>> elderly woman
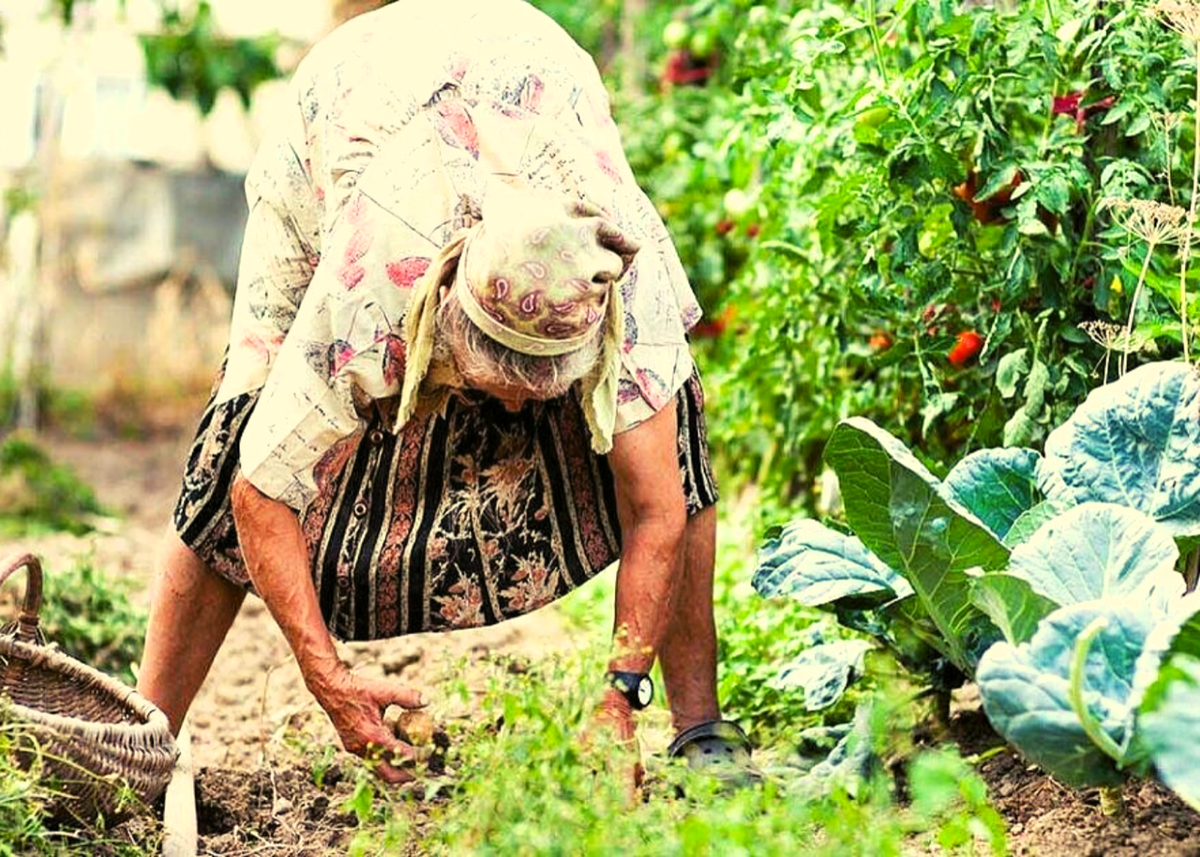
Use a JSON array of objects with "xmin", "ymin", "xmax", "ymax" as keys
[{"xmin": 137, "ymin": 0, "xmax": 750, "ymax": 783}]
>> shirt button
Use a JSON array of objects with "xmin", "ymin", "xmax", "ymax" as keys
[
  {"xmin": 337, "ymin": 576, "xmax": 350, "ymax": 590},
  {"xmin": 369, "ymin": 428, "xmax": 384, "ymax": 444},
  {"xmin": 353, "ymin": 500, "xmax": 368, "ymax": 518}
]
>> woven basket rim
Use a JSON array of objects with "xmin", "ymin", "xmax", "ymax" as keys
[{"xmin": 1, "ymin": 636, "xmax": 172, "ymax": 740}]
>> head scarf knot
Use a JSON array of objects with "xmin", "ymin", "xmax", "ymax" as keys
[{"xmin": 397, "ymin": 184, "xmax": 639, "ymax": 454}]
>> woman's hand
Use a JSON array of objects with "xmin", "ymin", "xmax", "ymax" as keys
[
  {"xmin": 311, "ymin": 670, "xmax": 428, "ymax": 784},
  {"xmin": 231, "ymin": 475, "xmax": 429, "ymax": 783}
]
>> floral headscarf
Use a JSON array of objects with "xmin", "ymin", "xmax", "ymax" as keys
[{"xmin": 399, "ymin": 184, "xmax": 639, "ymax": 454}]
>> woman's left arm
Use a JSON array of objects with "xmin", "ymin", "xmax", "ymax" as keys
[{"xmin": 605, "ymin": 400, "xmax": 688, "ymax": 721}]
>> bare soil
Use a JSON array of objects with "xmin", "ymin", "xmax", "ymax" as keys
[
  {"xmin": 950, "ymin": 706, "xmax": 1200, "ymax": 857},
  {"xmin": 10, "ymin": 426, "xmax": 1200, "ymax": 855}
]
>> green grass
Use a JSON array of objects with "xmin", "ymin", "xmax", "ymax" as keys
[
  {"xmin": 333, "ymin": 499, "xmax": 1007, "ymax": 855},
  {"xmin": 325, "ymin": 639, "xmax": 1005, "ymax": 856},
  {"xmin": 35, "ymin": 558, "xmax": 149, "ymax": 686},
  {"xmin": 0, "ymin": 434, "xmax": 106, "ymax": 537}
]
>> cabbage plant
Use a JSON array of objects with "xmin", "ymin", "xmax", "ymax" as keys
[{"xmin": 755, "ymin": 361, "xmax": 1200, "ymax": 793}]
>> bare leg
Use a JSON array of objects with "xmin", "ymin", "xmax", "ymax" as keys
[
  {"xmin": 137, "ymin": 533, "xmax": 245, "ymax": 734},
  {"xmin": 658, "ymin": 504, "xmax": 720, "ymax": 734}
]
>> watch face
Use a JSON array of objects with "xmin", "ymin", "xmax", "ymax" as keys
[{"xmin": 636, "ymin": 676, "xmax": 653, "ymax": 707}]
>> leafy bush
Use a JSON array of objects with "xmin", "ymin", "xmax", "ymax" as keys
[
  {"xmin": 18, "ymin": 559, "xmax": 148, "ymax": 687},
  {"xmin": 0, "ymin": 436, "xmax": 104, "ymax": 537},
  {"xmin": 610, "ymin": 0, "xmax": 1200, "ymax": 510},
  {"xmin": 139, "ymin": 0, "xmax": 281, "ymax": 116}
]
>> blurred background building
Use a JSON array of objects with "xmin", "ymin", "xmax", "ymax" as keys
[{"xmin": 0, "ymin": 0, "xmax": 373, "ymax": 420}]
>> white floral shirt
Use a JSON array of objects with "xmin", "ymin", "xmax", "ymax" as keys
[{"xmin": 220, "ymin": 0, "xmax": 701, "ymax": 510}]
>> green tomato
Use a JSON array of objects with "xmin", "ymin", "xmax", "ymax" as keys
[
  {"xmin": 856, "ymin": 106, "xmax": 891, "ymax": 130},
  {"xmin": 663, "ymin": 19, "xmax": 690, "ymax": 50},
  {"xmin": 689, "ymin": 29, "xmax": 717, "ymax": 60}
]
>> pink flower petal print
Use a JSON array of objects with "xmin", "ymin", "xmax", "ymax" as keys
[
  {"xmin": 345, "ymin": 194, "xmax": 369, "ymax": 225},
  {"xmin": 636, "ymin": 367, "xmax": 670, "ymax": 410},
  {"xmin": 240, "ymin": 331, "xmax": 284, "ymax": 361},
  {"xmin": 435, "ymin": 101, "xmax": 480, "ymax": 159},
  {"xmin": 343, "ymin": 226, "xmax": 373, "ymax": 266},
  {"xmin": 340, "ymin": 263, "xmax": 366, "ymax": 290},
  {"xmin": 596, "ymin": 150, "xmax": 621, "ymax": 183},
  {"xmin": 328, "ymin": 340, "xmax": 356, "ymax": 376},
  {"xmin": 520, "ymin": 74, "xmax": 545, "ymax": 112},
  {"xmin": 386, "ymin": 256, "xmax": 431, "ymax": 289}
]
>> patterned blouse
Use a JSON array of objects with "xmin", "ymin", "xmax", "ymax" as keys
[{"xmin": 217, "ymin": 0, "xmax": 702, "ymax": 511}]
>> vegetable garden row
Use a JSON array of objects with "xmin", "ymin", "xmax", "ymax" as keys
[{"xmin": 607, "ymin": 0, "xmax": 1200, "ymax": 830}]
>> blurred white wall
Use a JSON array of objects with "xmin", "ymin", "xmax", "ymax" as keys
[
  {"xmin": 0, "ymin": 0, "xmax": 332, "ymax": 395},
  {"xmin": 0, "ymin": 0, "xmax": 330, "ymax": 171}
]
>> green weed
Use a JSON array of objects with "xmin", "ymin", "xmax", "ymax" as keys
[
  {"xmin": 0, "ymin": 435, "xmax": 105, "ymax": 537},
  {"xmin": 32, "ymin": 558, "xmax": 147, "ymax": 686}
]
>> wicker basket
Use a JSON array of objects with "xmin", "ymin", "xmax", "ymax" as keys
[{"xmin": 0, "ymin": 552, "xmax": 178, "ymax": 824}]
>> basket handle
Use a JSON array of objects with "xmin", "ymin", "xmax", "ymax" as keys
[{"xmin": 0, "ymin": 553, "xmax": 43, "ymax": 644}]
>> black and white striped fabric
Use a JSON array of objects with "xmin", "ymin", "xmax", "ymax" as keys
[{"xmin": 173, "ymin": 371, "xmax": 717, "ymax": 641}]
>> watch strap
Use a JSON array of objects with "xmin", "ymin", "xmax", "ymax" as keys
[{"xmin": 606, "ymin": 670, "xmax": 653, "ymax": 710}]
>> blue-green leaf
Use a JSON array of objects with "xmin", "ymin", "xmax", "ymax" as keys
[
  {"xmin": 1139, "ymin": 655, "xmax": 1200, "ymax": 811},
  {"xmin": 943, "ymin": 448, "xmax": 1041, "ymax": 541},
  {"xmin": 792, "ymin": 705, "xmax": 877, "ymax": 800},
  {"xmin": 1002, "ymin": 499, "xmax": 1075, "ymax": 548},
  {"xmin": 1006, "ymin": 503, "xmax": 1182, "ymax": 609},
  {"xmin": 824, "ymin": 418, "xmax": 1010, "ymax": 673},
  {"xmin": 1043, "ymin": 361, "xmax": 1200, "ymax": 537},
  {"xmin": 977, "ymin": 601, "xmax": 1159, "ymax": 788},
  {"xmin": 1134, "ymin": 598, "xmax": 1200, "ymax": 802},
  {"xmin": 969, "ymin": 573, "xmax": 1058, "ymax": 645},
  {"xmin": 753, "ymin": 519, "xmax": 913, "ymax": 606},
  {"xmin": 770, "ymin": 639, "xmax": 875, "ymax": 711}
]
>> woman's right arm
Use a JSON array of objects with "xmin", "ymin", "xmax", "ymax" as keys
[{"xmin": 230, "ymin": 474, "xmax": 426, "ymax": 783}]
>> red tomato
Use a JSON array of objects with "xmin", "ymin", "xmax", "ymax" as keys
[{"xmin": 948, "ymin": 331, "xmax": 984, "ymax": 367}]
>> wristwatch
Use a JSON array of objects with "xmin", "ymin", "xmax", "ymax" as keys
[{"xmin": 606, "ymin": 670, "xmax": 654, "ymax": 710}]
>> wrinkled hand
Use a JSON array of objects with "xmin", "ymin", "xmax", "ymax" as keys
[
  {"xmin": 583, "ymin": 689, "xmax": 643, "ymax": 799},
  {"xmin": 314, "ymin": 671, "xmax": 427, "ymax": 784}
]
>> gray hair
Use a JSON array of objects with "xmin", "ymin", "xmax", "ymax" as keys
[{"xmin": 435, "ymin": 291, "xmax": 603, "ymax": 399}]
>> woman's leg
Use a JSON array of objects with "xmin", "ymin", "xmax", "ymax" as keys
[
  {"xmin": 658, "ymin": 504, "xmax": 721, "ymax": 733},
  {"xmin": 137, "ymin": 533, "xmax": 246, "ymax": 734}
]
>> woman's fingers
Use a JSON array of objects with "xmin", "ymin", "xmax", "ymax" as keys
[{"xmin": 366, "ymin": 677, "xmax": 428, "ymax": 710}]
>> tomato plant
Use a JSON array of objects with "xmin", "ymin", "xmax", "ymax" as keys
[{"xmin": 607, "ymin": 0, "xmax": 1199, "ymax": 511}]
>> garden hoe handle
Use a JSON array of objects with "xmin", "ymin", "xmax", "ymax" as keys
[
  {"xmin": 162, "ymin": 724, "xmax": 198, "ymax": 857},
  {"xmin": 0, "ymin": 553, "xmax": 43, "ymax": 644}
]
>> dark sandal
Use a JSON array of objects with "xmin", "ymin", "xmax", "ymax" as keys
[{"xmin": 667, "ymin": 720, "xmax": 761, "ymax": 787}]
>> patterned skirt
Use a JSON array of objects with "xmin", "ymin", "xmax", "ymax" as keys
[{"xmin": 173, "ymin": 373, "xmax": 718, "ymax": 642}]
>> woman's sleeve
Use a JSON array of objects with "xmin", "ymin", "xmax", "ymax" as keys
[
  {"xmin": 215, "ymin": 79, "xmax": 323, "ymax": 405},
  {"xmin": 235, "ymin": 187, "xmax": 422, "ymax": 513}
]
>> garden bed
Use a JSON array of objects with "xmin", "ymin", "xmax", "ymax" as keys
[{"xmin": 950, "ymin": 708, "xmax": 1200, "ymax": 857}]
